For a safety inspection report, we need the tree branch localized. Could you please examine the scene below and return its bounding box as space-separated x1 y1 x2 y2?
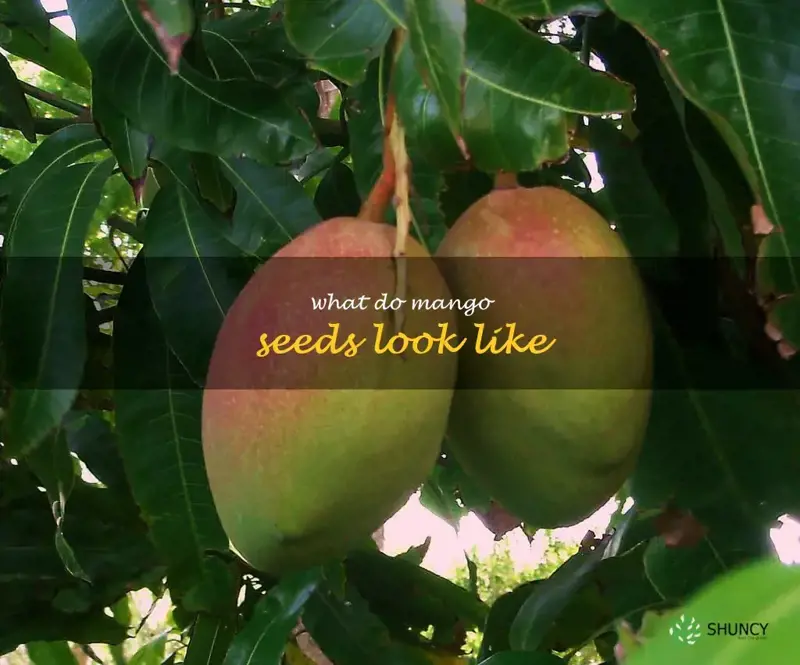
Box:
20 81 88 116
0 112 79 135
84 267 127 286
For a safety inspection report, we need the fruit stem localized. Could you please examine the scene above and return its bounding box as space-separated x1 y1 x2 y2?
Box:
494 171 519 190
356 94 397 224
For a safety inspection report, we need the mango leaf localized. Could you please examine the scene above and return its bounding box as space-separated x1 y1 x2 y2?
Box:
482 0 605 19
303 569 430 665
509 539 610 652
222 568 323 665
405 0 466 142
314 161 361 220
605 0 800 279
344 549 488 640
183 615 235 665
113 254 234 613
26 642 79 665
67 0 316 164
137 0 194 72
142 163 248 385
0 24 91 88
220 156 321 257
91 88 151 198
588 118 679 260
0 53 35 142
283 0 399 85
393 0 634 172
0 156 114 457
128 633 168 665
627 559 800 665
5 0 51 44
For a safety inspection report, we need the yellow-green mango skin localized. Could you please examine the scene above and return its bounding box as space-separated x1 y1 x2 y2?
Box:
436 186 653 528
202 218 457 575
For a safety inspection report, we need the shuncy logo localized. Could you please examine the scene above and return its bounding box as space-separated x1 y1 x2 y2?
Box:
669 615 703 646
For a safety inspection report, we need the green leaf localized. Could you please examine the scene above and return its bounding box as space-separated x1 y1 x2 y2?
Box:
222 568 322 665
183 615 235 665
314 161 361 220
482 0 605 19
405 0 466 141
138 0 194 72
63 411 129 494
129 633 168 665
509 540 609 651
191 153 236 215
394 1 635 172
5 0 51 44
0 24 91 88
113 254 234 612
587 118 679 259
0 53 35 142
605 0 800 287
1 156 114 457
344 549 488 639
626 559 800 665
221 156 322 256
26 642 79 665
68 0 316 164
142 176 247 385
303 570 430 665
283 0 399 85
91 87 151 192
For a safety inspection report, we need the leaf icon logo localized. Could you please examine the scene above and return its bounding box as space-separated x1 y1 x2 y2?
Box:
669 614 703 645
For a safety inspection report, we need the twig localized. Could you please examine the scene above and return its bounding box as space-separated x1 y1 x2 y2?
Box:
579 18 591 66
0 112 78 135
19 82 88 116
208 0 226 19
84 267 126 285
47 9 70 19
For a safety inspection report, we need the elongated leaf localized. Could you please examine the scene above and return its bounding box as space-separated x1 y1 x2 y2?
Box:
482 0 605 19
68 0 316 164
627 559 800 665
113 254 233 611
588 118 679 259
510 540 610 651
184 615 235 665
142 177 248 386
605 0 800 283
26 642 79 665
0 53 35 142
91 88 151 197
5 0 51 44
0 24 91 88
138 0 194 72
1 157 114 457
222 568 322 665
129 633 168 665
405 0 466 141
221 156 321 256
393 0 634 171
283 0 399 85
303 572 430 665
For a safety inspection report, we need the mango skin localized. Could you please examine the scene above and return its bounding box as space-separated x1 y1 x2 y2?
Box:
435 186 652 528
202 218 456 575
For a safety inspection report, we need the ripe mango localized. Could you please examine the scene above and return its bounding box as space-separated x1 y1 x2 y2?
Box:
436 185 652 528
202 218 456 575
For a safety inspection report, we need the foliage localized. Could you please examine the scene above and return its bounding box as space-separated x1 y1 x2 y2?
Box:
0 1 799 665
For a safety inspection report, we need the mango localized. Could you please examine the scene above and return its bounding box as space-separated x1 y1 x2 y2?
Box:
435 185 652 528
202 218 456 575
